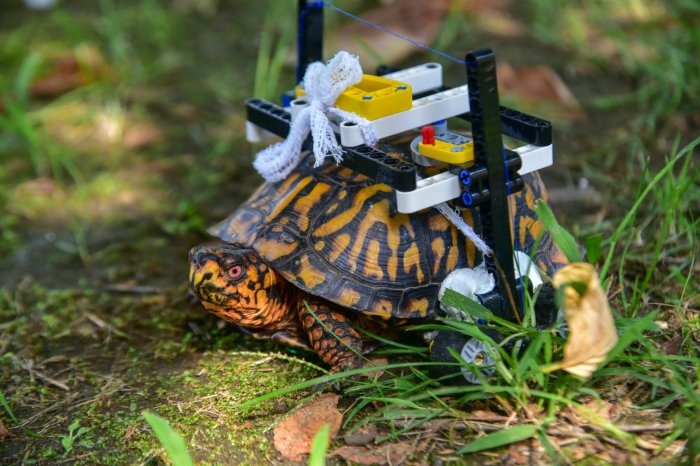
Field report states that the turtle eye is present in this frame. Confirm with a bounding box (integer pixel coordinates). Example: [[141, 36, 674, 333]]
[[226, 264, 244, 281]]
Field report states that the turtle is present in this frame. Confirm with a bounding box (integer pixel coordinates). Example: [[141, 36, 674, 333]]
[[188, 146, 568, 372]]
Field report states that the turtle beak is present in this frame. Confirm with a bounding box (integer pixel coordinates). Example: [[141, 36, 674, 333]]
[[188, 246, 220, 292]]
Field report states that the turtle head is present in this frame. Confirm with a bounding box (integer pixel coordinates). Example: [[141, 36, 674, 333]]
[[189, 244, 282, 328]]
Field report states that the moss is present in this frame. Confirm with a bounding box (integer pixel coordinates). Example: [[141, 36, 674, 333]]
[[0, 279, 325, 465]]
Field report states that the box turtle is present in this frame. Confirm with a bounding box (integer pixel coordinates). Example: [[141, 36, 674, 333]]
[[189, 148, 567, 372]]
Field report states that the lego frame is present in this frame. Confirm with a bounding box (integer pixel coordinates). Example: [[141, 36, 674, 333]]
[[245, 0, 559, 324]]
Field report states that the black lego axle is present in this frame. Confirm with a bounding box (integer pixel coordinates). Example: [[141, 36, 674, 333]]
[[464, 49, 523, 321]]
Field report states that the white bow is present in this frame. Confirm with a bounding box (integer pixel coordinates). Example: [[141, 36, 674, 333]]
[[253, 51, 378, 182]]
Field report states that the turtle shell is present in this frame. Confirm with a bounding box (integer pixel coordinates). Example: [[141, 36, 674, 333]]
[[210, 150, 566, 320]]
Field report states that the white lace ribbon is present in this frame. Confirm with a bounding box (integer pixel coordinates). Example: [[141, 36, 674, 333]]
[[253, 51, 378, 182], [435, 202, 492, 255]]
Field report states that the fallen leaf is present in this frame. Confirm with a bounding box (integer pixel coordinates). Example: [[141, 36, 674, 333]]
[[30, 57, 83, 97], [497, 63, 585, 122], [507, 442, 531, 464], [547, 263, 618, 377], [363, 356, 389, 378], [579, 398, 618, 422], [123, 124, 163, 149], [328, 0, 449, 69], [332, 442, 415, 465], [31, 44, 110, 98], [273, 393, 342, 462], [333, 446, 387, 465], [660, 331, 683, 355], [0, 419, 10, 439]]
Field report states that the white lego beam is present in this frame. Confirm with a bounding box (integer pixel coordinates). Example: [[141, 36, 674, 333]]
[[382, 63, 443, 94], [513, 144, 553, 173], [339, 85, 471, 146], [397, 171, 460, 214], [395, 144, 554, 213]]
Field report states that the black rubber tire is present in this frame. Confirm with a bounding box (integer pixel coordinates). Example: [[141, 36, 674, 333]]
[[428, 328, 504, 384]]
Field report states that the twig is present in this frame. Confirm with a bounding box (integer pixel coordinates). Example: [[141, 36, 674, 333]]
[[84, 311, 127, 337], [609, 423, 674, 433], [247, 356, 275, 366], [33, 371, 70, 391], [52, 453, 93, 464], [103, 283, 161, 294], [15, 358, 69, 391], [461, 421, 506, 432]]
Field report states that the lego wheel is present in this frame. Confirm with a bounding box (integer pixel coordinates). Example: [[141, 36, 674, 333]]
[[428, 329, 503, 384], [554, 309, 569, 338]]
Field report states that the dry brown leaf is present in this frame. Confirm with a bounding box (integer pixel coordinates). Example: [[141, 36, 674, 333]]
[[497, 63, 585, 122], [507, 442, 532, 465], [328, 0, 449, 69], [273, 393, 342, 462], [333, 445, 387, 465], [547, 263, 618, 377], [0, 419, 10, 439], [31, 44, 110, 98], [578, 398, 619, 422], [123, 124, 163, 149], [332, 442, 415, 465]]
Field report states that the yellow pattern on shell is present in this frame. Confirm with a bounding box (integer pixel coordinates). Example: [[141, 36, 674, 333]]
[[296, 254, 327, 289], [293, 183, 332, 232], [314, 184, 393, 237]]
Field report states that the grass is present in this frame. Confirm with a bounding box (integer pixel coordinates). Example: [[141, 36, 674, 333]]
[[143, 411, 194, 466], [0, 0, 698, 464], [526, 0, 700, 134]]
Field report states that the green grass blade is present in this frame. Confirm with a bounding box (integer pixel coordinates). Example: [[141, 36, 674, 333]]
[[599, 136, 700, 281], [15, 52, 42, 107], [143, 411, 194, 466], [237, 361, 440, 409], [534, 200, 582, 263], [0, 389, 17, 422], [584, 234, 603, 264], [308, 423, 330, 466], [458, 424, 538, 454], [441, 289, 524, 331]]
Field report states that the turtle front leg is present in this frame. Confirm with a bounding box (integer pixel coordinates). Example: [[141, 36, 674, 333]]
[[298, 300, 364, 372]]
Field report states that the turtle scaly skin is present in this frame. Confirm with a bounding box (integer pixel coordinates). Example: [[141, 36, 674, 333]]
[[189, 150, 567, 372], [190, 244, 384, 371]]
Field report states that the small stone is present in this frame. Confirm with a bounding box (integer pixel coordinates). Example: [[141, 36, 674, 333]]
[[274, 402, 289, 413]]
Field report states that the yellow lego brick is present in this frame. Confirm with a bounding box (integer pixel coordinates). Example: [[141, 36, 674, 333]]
[[296, 74, 413, 120], [418, 140, 475, 165]]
